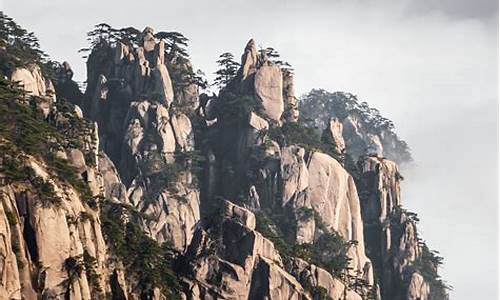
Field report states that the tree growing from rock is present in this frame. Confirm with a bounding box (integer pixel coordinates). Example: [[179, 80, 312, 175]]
[[213, 52, 240, 88]]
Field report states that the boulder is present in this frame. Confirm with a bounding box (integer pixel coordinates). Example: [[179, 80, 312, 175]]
[[249, 112, 269, 131]]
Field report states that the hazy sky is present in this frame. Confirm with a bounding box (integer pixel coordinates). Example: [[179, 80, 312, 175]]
[[2, 0, 498, 299]]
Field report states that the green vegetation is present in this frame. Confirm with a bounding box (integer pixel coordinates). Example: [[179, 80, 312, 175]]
[[64, 255, 85, 282], [259, 47, 294, 74], [299, 89, 411, 163], [5, 209, 17, 225], [255, 209, 353, 276], [83, 250, 104, 298], [0, 78, 93, 205], [100, 199, 181, 299], [82, 23, 207, 96], [216, 91, 263, 124], [138, 148, 204, 203], [0, 12, 57, 78], [213, 52, 240, 88], [254, 208, 377, 299], [267, 122, 343, 162], [390, 206, 451, 299]]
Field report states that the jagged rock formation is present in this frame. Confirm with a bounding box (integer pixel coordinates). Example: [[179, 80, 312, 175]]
[[192, 39, 379, 299], [75, 26, 201, 250], [357, 156, 439, 300], [1, 75, 128, 298], [180, 200, 308, 299], [300, 90, 412, 165], [0, 14, 448, 300]]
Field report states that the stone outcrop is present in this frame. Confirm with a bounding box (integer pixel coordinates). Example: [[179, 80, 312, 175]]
[[282, 71, 299, 123], [324, 118, 346, 154], [306, 152, 374, 284], [1, 102, 119, 299], [254, 63, 284, 121], [358, 156, 432, 300], [10, 64, 56, 118], [240, 39, 259, 80], [81, 27, 201, 251], [180, 201, 309, 300], [288, 258, 364, 300]]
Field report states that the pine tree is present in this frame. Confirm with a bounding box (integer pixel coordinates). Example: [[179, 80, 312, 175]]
[[213, 52, 240, 88]]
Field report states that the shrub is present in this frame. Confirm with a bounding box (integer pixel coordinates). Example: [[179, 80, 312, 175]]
[[100, 200, 181, 299]]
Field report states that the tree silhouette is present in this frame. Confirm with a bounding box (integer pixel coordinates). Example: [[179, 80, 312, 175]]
[[213, 52, 240, 88]]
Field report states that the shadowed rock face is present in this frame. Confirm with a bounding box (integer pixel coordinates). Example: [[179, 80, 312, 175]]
[[358, 156, 431, 300], [180, 201, 307, 300]]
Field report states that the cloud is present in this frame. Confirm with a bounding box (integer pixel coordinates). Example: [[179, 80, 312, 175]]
[[406, 0, 499, 20]]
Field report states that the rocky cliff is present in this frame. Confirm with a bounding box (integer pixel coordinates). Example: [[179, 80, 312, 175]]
[[0, 13, 448, 300]]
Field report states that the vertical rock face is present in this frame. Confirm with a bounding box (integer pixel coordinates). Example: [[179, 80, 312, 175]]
[[358, 156, 436, 300], [240, 39, 259, 80], [10, 64, 56, 119], [342, 115, 384, 159], [81, 27, 201, 251], [306, 152, 373, 284], [0, 92, 118, 299], [254, 63, 284, 121], [282, 71, 299, 123], [324, 118, 346, 154], [180, 201, 308, 300]]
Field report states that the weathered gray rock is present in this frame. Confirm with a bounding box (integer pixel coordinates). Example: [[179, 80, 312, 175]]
[[182, 201, 309, 300], [249, 112, 269, 131], [11, 64, 53, 98], [360, 156, 401, 223], [280, 146, 308, 207], [307, 152, 373, 283], [223, 200, 256, 230], [114, 42, 130, 64], [240, 39, 259, 80], [358, 156, 431, 300], [170, 113, 195, 152], [11, 65, 56, 118], [99, 152, 128, 202], [254, 63, 284, 121], [282, 71, 299, 123], [324, 118, 346, 154], [137, 171, 200, 250], [288, 258, 363, 300], [152, 64, 175, 106]]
